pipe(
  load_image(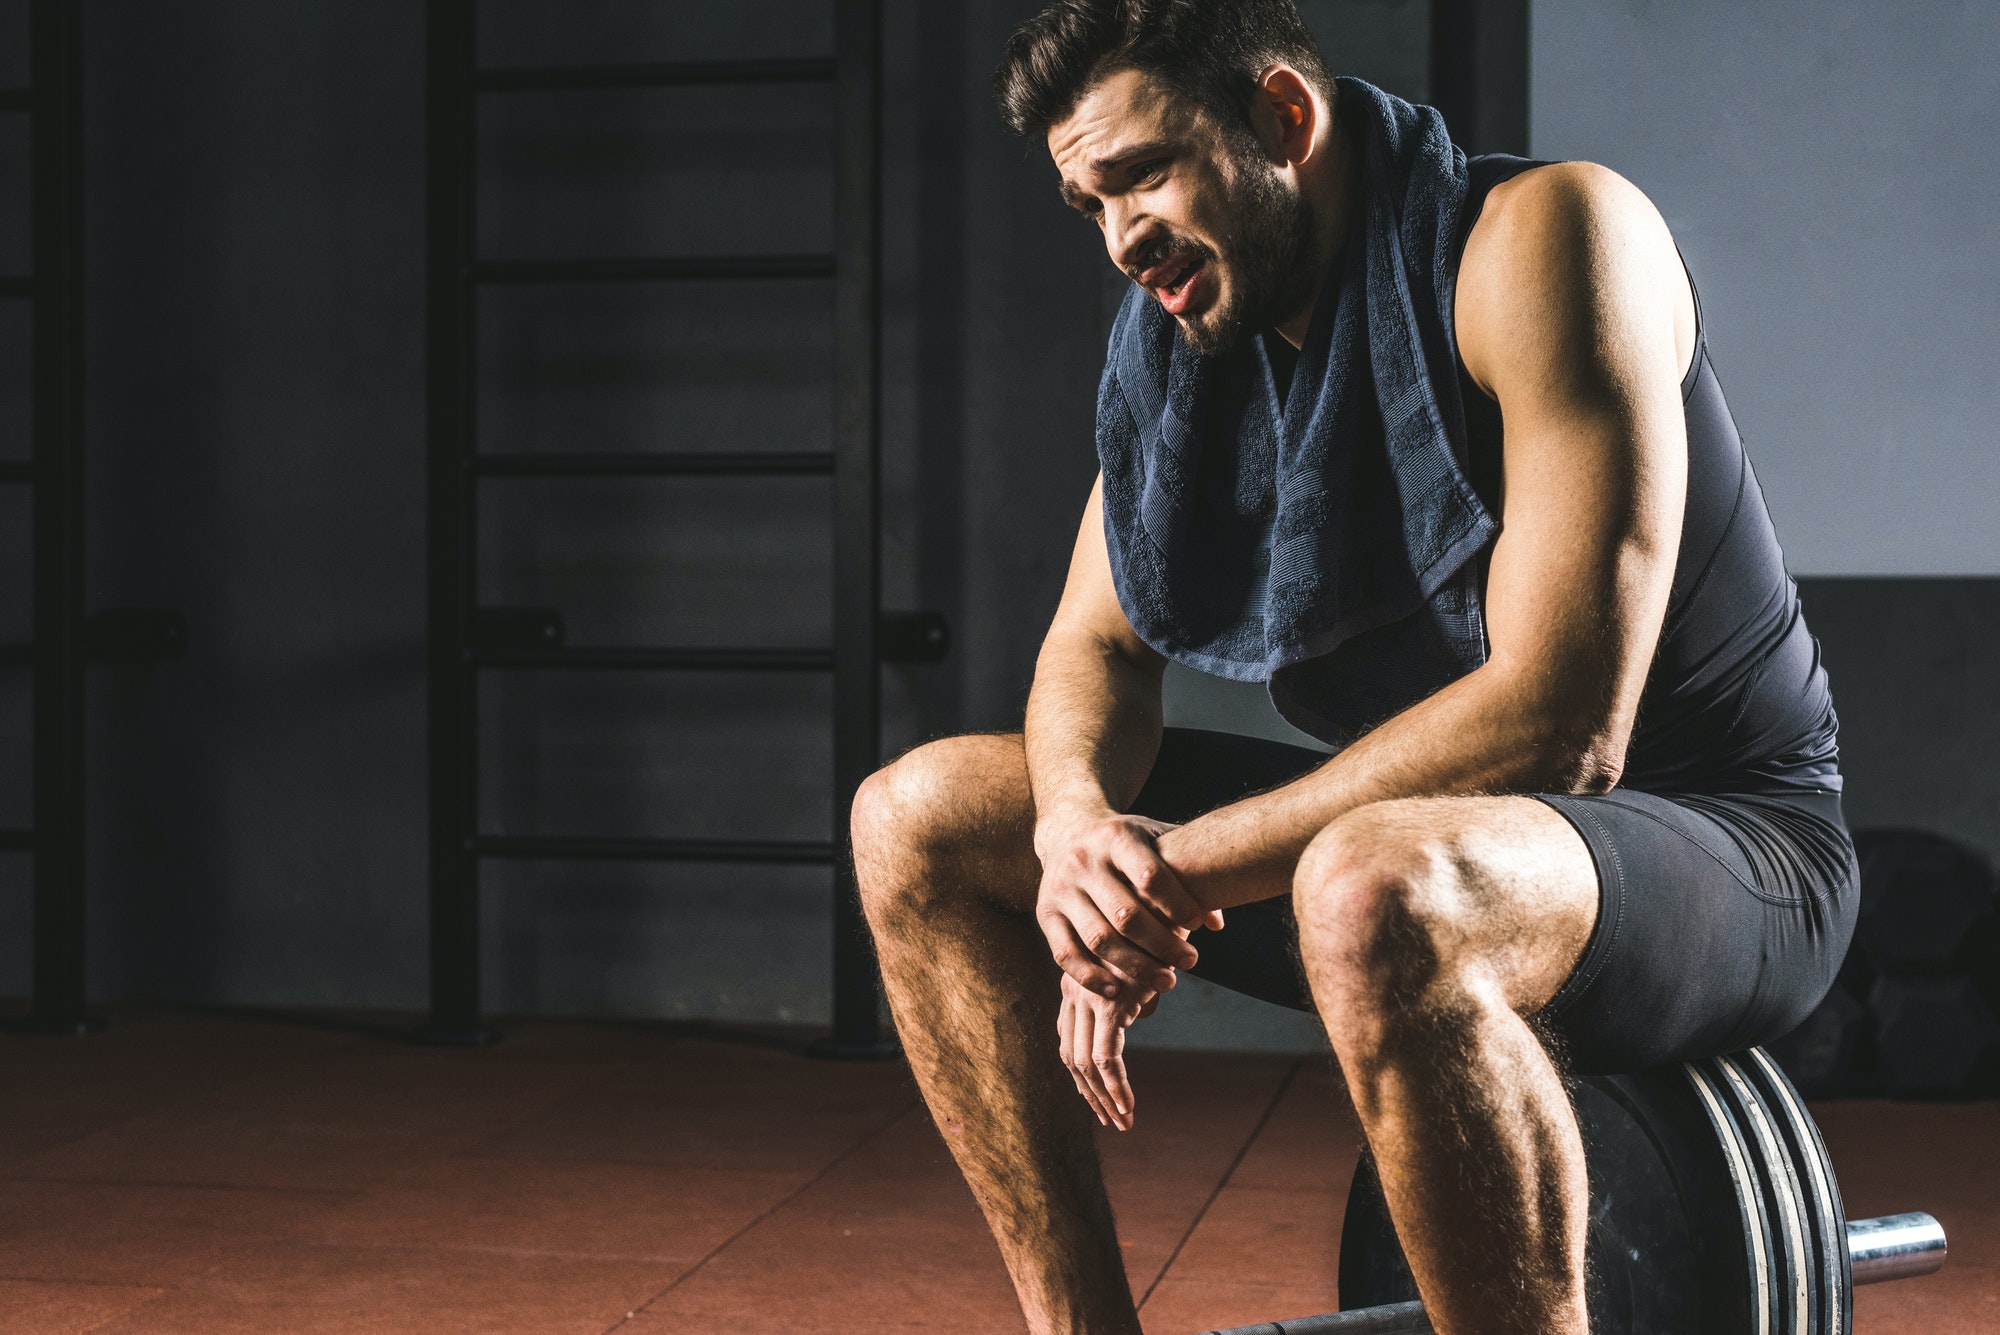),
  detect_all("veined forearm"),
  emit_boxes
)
[1161,666,1620,911]
[1024,630,1166,859]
